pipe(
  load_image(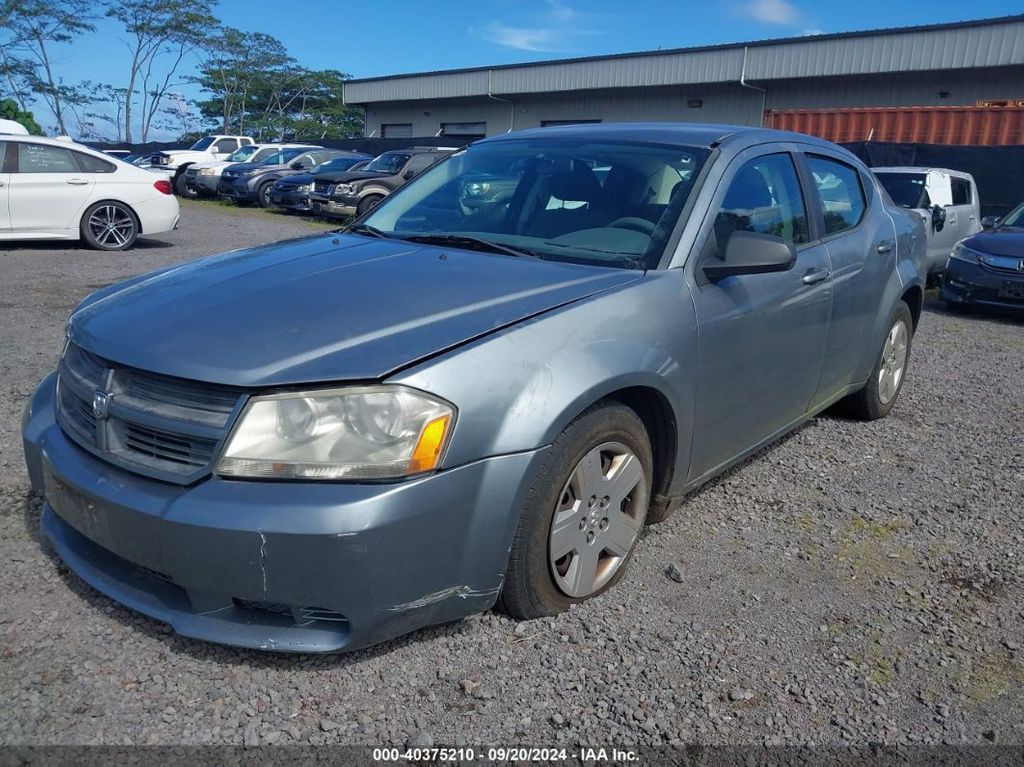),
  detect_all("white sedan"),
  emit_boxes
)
[0,134,179,251]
